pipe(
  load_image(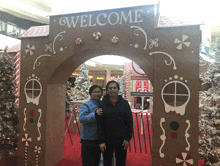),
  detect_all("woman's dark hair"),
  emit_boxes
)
[106,81,120,91]
[89,85,103,95]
